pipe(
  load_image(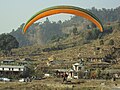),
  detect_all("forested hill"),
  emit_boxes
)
[10,6,120,47]
[89,6,120,23]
